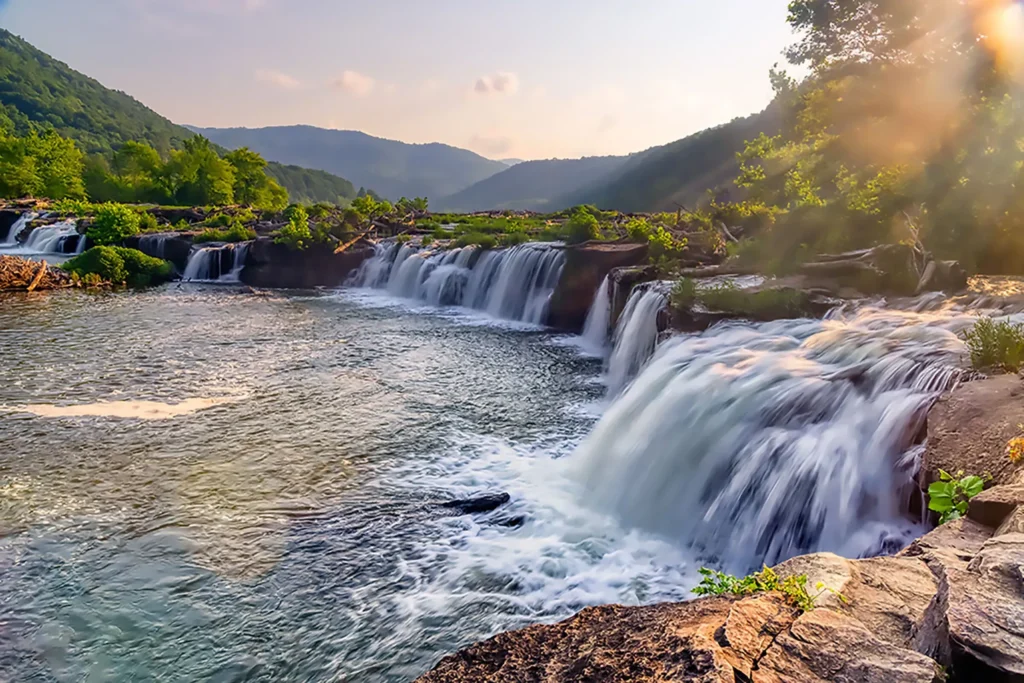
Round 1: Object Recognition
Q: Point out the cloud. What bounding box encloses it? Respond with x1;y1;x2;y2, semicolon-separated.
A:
596;114;619;134
473;72;520;96
469;134;513;156
332;70;375;97
420;79;444;95
255;69;301;90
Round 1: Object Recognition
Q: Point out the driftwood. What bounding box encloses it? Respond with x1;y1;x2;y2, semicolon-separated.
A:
26;260;47;292
334;227;375;254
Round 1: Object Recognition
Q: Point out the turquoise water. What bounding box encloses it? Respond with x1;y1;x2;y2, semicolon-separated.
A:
0;286;693;681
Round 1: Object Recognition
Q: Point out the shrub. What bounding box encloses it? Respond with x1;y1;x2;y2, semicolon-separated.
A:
52;198;94;216
138;211;160;233
962;318;1024;372
421;235;434;247
647;226;688;262
928;469;988;524
432;225;450;239
455;232;497;249
87;202;141;245
698;282;809;319
62;246;173;287
669;278;697;312
625;217;653;242
692;565;845;613
194;221;256;244
562;208;601;244
274;205;312;250
498;231;529;247
395;234;412;244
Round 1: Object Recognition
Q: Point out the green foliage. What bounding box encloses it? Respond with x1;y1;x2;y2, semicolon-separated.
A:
928;469;989;525
963;318;1024;373
87;202;140;245
351;194;393;219
692;565;845;613
51;198;94;216
647;226;688;262
698;281;810;319
395;233;412;244
225;147;289;211
669;278;698;312
562;207;601;244
137;211;159;233
0;128;86;199
274;204;311;250
455;232;497;249
625;217;654;242
62;245;172;287
498;231;529;247
421;235;433;247
396;196;429;214
193;222;256;244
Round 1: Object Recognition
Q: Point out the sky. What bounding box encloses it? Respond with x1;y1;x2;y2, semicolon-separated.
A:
0;0;796;160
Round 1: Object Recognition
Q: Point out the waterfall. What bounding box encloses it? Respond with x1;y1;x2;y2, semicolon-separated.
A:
605;284;668;394
582;275;612;353
350;242;565;324
1;212;37;246
17;220;82;254
575;306;974;573
182;243;250;282
138;234;171;261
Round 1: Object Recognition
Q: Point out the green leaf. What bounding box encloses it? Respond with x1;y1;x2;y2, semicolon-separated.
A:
938;469;954;482
960;475;985;499
928;482;954;513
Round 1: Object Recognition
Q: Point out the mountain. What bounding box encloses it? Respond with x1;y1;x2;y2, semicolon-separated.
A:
436;155;630;212
0;29;358;204
562;109;782;212
498;158;526;167
191;125;509;201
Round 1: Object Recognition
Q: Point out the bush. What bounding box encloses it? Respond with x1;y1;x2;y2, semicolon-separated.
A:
962;318;1024;372
395;234;412;244
87;203;141;245
625;217;653;242
699;281;809;319
52;198;94;217
455;232;497;249
194;221;256;244
275;205;312;250
562;208;601;244
62;246;173;287
692;565;845;613
421;235;434;247
669;278;697;312
138;211;160;233
928;469;988;524
498;231;529;247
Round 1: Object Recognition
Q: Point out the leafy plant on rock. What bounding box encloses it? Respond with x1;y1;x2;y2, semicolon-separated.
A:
962;318;1024;373
87;202;140;245
927;469;988;525
692;565;846;612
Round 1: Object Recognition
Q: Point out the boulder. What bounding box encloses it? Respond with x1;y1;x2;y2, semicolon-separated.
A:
968;486;1024;529
439;493;510;515
240;238;374;289
547;242;649;332
609;264;658;329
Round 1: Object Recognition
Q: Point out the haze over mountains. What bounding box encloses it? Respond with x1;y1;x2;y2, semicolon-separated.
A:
1;26;776;213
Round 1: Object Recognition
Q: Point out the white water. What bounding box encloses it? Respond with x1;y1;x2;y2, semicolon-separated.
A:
581;275;612;354
605;284;668;395
0;218;82;255
182;243;249;282
577;305;975;573
1;212;37;246
351;241;565;324
138;234;172;261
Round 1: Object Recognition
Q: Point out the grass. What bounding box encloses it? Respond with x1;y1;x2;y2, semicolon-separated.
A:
962;317;1024;372
193;223;257;244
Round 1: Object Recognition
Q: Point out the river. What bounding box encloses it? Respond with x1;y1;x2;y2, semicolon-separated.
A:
0;281;976;681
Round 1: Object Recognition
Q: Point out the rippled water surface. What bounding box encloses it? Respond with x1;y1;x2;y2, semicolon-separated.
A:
0;286;694;682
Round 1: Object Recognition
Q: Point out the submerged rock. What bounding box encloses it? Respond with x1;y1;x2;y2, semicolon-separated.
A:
439;492;511;515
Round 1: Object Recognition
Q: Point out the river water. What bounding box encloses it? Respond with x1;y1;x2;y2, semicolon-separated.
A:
0;283;977;681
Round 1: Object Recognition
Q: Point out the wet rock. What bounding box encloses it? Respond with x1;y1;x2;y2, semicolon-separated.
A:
241;237;374;289
491;514;526;528
440;492;510;515
547;242;649;332
608;264;658;329
123;233;194;272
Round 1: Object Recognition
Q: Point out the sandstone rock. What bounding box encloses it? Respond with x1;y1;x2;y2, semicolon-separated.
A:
997;506;1024;537
900;517;993;560
609;264;658;329
417;598;738;682
944;533;1024;679
969;486;1024;529
753;609;942;682
241;238;373;289
717;594;797;678
547;243;649;332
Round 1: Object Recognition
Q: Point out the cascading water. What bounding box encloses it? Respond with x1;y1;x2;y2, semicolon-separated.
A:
576;305;975;573
605;283;668;394
138;234;171;261
14;220;83;254
350;241;565;324
581;275;612;354
1;212;37;246
182;243;250;282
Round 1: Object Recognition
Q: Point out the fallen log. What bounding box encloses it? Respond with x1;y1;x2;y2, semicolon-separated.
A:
26;260;47;292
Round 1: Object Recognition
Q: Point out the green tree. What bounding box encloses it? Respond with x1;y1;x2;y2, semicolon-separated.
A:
163;135;234;206
225;147;288;211
275;204;312;250
87;202;141;245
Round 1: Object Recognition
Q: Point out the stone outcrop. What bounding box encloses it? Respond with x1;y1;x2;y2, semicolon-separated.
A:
547;242;649;332
418;484;1024;683
240;237;374;289
123;233;194;272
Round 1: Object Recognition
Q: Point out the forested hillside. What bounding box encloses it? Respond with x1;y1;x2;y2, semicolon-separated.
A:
193;125;508;201
0;29;358;204
436;155;629;212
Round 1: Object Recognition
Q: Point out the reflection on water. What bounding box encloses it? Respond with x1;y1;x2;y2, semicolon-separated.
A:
1;286;685;681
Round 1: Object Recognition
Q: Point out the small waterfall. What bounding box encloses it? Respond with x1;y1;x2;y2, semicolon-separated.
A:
576;306;974;573
605;284;668;394
1;212;37;245
183;243;250;282
18;220;82;254
350;242;565;324
582;275;612;353
138;234;171;260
